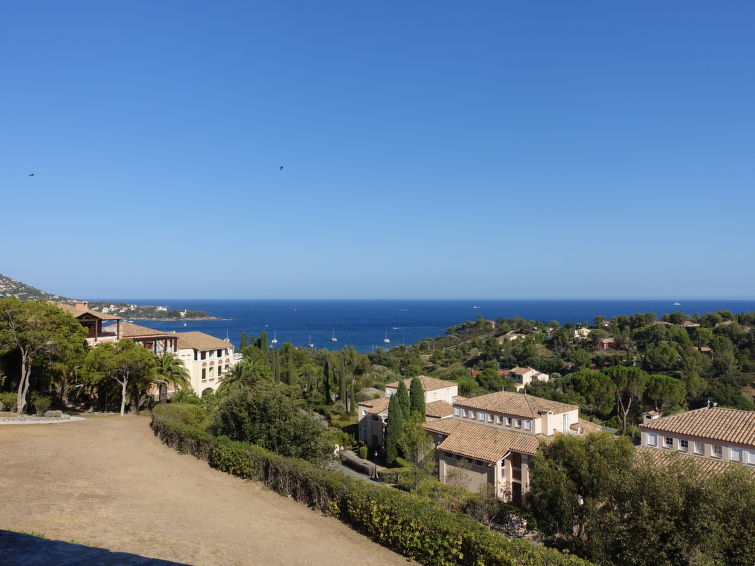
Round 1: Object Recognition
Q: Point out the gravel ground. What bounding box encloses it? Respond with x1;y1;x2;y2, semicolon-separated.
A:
0;415;410;566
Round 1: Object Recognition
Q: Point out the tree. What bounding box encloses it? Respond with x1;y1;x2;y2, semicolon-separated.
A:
0;298;87;414
644;342;680;371
564;369;615;418
384;393;404;465
570;348;592;369
85;339;156;416
604;366;648;435
396;379;410;420
154;352;190;403
219;359;273;391
398;415;435;489
212;381;332;463
529;432;635;560
644;374;686;415
239;332;248;348
409;376;425;419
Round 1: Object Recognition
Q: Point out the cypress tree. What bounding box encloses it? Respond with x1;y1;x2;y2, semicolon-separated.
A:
410;376;426;419
240;332;248;348
385;393;404;466
323;356;332;404
259;331;268;351
396;380;410;420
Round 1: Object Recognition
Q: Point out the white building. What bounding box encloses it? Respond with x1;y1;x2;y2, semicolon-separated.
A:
173;331;239;395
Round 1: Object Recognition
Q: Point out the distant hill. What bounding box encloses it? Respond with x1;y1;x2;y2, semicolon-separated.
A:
0;274;213;320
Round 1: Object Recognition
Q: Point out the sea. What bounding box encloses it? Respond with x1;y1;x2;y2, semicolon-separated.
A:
103;299;755;354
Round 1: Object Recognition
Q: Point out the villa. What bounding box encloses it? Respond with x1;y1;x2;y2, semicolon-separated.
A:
173;331;239;395
507;367;549;390
103;321;178;354
55;301;122;345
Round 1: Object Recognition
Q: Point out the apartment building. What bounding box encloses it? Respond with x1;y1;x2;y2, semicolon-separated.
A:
174;331;238;395
639;406;755;468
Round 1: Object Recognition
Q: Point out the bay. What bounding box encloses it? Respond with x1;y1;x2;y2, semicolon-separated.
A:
102;299;755;353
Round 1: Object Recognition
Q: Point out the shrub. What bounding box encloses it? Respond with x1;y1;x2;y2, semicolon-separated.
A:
151;404;592;566
358;445;368;460
0;392;18;412
211;382;333;463
30;393;52;416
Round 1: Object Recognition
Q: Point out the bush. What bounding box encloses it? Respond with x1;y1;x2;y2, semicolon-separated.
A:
358;445;368;460
211;382;333;463
30;393;52;416
0;392;17;412
151;404;592;566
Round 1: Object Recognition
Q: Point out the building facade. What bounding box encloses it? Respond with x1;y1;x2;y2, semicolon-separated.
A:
639;407;755;467
174;331;239;395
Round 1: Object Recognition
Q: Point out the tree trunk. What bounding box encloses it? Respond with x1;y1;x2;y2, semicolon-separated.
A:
159;383;167;404
16;350;31;415
119;377;128;416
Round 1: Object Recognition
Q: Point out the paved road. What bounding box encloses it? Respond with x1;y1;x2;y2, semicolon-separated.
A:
0;415;409;566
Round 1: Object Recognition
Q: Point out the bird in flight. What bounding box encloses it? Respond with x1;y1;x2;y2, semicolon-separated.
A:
279;165;284;171
28;173;36;176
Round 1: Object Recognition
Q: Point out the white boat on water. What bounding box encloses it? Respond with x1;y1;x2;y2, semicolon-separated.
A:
673;302;682;306
307;335;315;348
330;329;338;342
383;329;391;344
271;331;278;345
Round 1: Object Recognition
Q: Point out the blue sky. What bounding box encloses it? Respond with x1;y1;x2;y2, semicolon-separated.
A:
2;1;754;299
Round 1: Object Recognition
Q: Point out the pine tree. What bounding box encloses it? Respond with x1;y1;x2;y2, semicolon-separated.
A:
410;376;426;419
385;393;404;466
396;380;410;420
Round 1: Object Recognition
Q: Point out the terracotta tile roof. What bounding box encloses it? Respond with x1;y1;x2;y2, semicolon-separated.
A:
470;370;510;377
570;418;603;434
54;302;121;321
105;321;173;338
358;397;390;415
455;391;578;419
452;395;468;403
636;447;755;476
640;407;755;447
424;419;543;462
173;331;232;352
426;400;453;419
385;375;457;392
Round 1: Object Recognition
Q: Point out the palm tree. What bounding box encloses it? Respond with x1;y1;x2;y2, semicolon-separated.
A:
218;359;272;391
154;352;191;404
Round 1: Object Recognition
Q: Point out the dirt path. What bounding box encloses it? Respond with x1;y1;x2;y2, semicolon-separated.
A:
0;415;409;566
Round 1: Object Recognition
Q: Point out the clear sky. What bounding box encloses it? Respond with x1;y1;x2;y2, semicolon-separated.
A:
2;1;754;299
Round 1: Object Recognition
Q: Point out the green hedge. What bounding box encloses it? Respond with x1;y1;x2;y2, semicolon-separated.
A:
150;404;591;566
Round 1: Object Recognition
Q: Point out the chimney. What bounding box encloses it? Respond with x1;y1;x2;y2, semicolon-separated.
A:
74;301;89;312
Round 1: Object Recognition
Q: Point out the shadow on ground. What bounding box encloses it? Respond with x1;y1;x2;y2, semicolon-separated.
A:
0;531;191;566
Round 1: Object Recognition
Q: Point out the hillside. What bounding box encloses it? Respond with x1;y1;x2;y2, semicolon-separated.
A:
0;274;212;320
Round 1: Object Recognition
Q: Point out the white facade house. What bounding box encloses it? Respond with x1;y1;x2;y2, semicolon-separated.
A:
508;367;549;391
173;331;239;395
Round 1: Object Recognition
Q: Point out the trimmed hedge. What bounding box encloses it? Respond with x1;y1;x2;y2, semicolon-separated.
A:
151;404;591;566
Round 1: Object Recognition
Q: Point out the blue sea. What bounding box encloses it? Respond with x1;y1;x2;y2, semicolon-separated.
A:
103;299;755;354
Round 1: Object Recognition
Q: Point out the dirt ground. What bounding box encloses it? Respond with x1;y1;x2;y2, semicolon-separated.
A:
0;415;410;566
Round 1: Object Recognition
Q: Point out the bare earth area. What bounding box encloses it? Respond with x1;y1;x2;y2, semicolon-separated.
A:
0;415;409;566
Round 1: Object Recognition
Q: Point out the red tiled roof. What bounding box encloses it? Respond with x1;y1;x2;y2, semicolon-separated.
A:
640;407;755;447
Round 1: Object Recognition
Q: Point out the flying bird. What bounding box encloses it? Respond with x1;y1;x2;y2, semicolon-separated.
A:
28;173;36;176
279;165;284;171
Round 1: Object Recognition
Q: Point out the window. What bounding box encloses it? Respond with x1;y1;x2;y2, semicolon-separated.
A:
200;351;207;360
646;434;657;447
713;445;722;458
679;439;688;451
693;442;704;454
470;411;476;420
505;417;512;426
664;437;674;448
463;409;468;417
201;368;206;379
524;420;532;431
515;419;522;428
454;407;461;417
217;349;222;357
495;415;502;425
730;448;742;462
487;413;494;423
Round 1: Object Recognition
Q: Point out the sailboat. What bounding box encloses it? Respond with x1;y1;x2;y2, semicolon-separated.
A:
330;329;338;342
383;329;391;344
271;331;278;345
